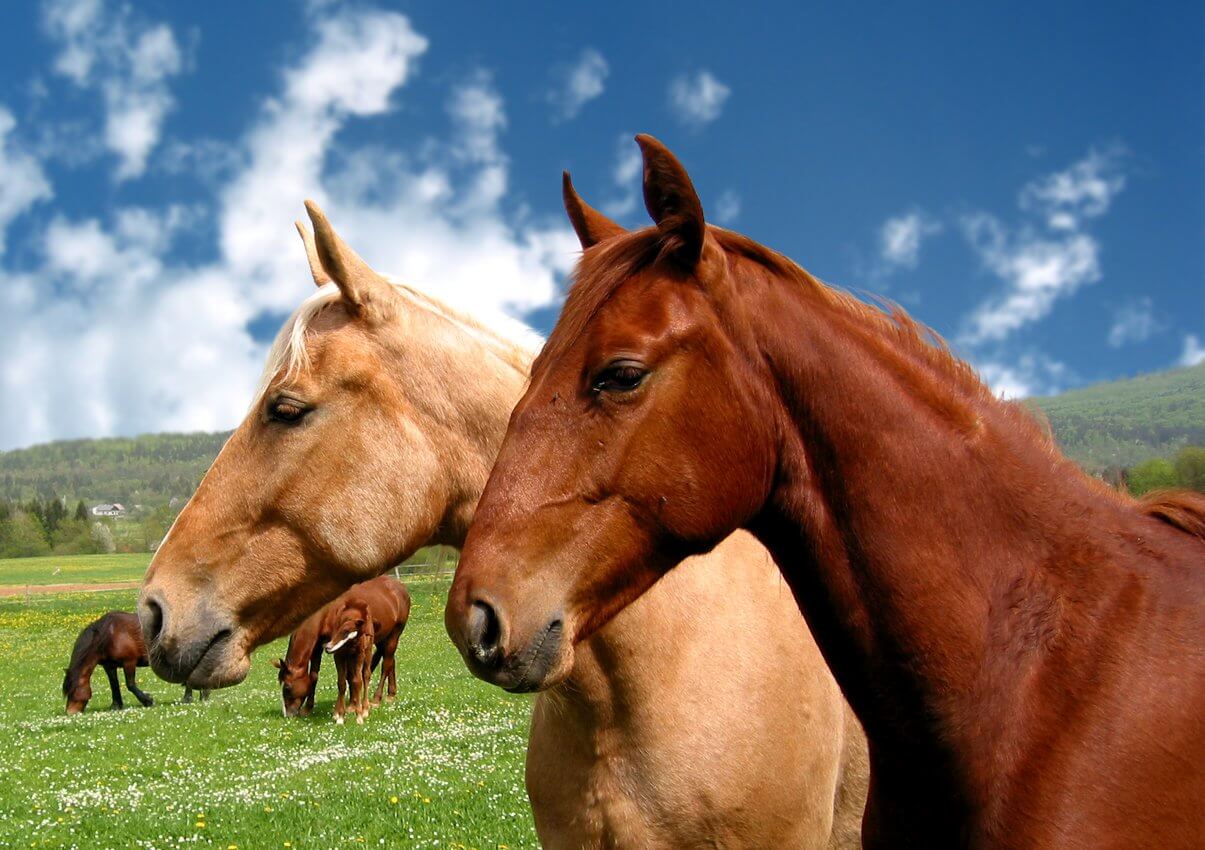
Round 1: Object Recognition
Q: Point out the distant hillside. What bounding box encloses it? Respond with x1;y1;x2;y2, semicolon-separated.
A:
0;432;230;506
0;363;1200;503
1028;363;1205;473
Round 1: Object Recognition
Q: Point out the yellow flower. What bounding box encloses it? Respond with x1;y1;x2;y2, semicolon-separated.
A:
284;844;292;848
228;845;238;849
389;796;398;804
196;822;205;829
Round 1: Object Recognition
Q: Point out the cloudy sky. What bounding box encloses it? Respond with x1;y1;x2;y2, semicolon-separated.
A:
0;1;1200;451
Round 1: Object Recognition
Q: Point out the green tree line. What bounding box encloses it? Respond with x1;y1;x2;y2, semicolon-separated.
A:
0;495;179;559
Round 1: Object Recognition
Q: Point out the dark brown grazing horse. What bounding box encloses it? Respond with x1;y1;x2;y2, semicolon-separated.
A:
446;135;1205;848
63;611;208;713
322;576;410;724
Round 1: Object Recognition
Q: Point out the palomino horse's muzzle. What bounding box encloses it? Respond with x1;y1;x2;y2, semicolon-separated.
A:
137;590;245;688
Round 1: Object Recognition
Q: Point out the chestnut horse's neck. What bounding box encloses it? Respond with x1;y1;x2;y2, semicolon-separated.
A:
736;263;1155;823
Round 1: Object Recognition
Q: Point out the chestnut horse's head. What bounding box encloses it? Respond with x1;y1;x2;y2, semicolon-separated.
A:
139;202;532;690
446;137;780;691
272;656;317;718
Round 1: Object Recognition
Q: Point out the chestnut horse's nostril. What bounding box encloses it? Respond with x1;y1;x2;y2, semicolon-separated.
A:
141;597;166;646
467;600;502;666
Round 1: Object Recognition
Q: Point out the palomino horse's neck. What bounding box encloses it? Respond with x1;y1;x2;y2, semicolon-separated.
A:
740;269;1132;811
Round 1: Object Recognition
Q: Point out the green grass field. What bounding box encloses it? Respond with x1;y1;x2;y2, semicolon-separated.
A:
0;553;150;587
0;580;537;849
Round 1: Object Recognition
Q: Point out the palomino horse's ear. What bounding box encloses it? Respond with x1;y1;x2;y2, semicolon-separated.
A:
303;200;396;318
294;221;332;287
635;134;706;268
562;171;626;249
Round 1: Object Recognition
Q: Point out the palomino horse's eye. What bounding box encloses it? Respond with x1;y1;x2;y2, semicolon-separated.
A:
269;399;309;423
592;362;648;394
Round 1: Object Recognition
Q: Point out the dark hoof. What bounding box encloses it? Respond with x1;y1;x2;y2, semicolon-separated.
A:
142;698;155;707
110;704;125;711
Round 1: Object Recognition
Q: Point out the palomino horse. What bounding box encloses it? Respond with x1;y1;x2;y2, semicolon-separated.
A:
322;575;411;724
446;135;1205;849
63;611;207;714
138;201;868;847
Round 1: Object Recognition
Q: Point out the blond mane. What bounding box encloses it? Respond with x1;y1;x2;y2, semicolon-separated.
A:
254;278;538;406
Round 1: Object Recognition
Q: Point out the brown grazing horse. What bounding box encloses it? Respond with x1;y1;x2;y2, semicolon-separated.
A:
323;576;410;724
272;605;329;717
138;202;867;847
63;611;207;714
446;135;1205;849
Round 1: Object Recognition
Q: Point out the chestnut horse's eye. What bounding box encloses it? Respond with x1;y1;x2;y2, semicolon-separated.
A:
269;398;309;424
592;362;648;394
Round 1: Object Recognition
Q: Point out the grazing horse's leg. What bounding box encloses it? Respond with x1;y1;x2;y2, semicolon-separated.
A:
304;649;322;717
200;689;209;702
123;662;154;707
334;655;347;725
183;685;193;704
350;651;365;725
374;627;402;705
359;648;373;722
104;664;123;710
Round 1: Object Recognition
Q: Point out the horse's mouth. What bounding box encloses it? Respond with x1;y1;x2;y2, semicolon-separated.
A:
503;620;565;693
178;629;248;689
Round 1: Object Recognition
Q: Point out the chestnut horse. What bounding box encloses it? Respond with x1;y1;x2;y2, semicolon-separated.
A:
63;611;207;714
322;576;411;724
273;577;410;720
445;135;1205;849
273;605;329;717
138;202;868;847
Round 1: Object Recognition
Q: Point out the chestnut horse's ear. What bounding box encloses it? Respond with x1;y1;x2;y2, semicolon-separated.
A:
635;134;705;268
562;171;626;249
294;221;332;287
303;200;396;318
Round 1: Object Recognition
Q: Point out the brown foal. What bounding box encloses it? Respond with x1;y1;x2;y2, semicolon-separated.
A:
446;135;1205;848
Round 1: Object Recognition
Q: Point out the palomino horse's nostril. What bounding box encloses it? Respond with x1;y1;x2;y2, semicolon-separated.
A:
467;600;502;666
142;597;166;646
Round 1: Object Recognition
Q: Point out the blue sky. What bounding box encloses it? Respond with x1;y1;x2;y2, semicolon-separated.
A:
0;0;1200;451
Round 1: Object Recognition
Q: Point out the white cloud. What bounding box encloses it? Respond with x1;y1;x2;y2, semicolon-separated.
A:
547;49;608;122
879;211;941;270
1180;335;1205;367
42;0;186;180
713;190;741;224
669;70;730;127
1019;146;1125;231
960;148;1126;345
1107;297;1160;347
0;5;577;451
976;353;1069;399
601;133;642;219
0;107;53;254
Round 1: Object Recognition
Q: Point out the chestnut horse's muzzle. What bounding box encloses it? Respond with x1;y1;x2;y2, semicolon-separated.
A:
447;595;567;693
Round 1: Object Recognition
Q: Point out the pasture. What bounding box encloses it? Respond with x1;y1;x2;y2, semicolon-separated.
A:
0;580;537;849
0;553;150;587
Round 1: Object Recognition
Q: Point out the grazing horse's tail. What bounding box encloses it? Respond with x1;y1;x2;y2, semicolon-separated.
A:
1140;489;1205;542
63;616;108;695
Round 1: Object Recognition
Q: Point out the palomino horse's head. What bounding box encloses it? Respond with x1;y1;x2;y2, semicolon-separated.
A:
140;202;529;689
446;137;778;691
